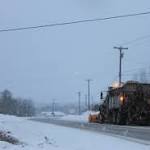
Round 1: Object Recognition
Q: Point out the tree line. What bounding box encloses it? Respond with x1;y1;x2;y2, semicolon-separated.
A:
0;90;35;116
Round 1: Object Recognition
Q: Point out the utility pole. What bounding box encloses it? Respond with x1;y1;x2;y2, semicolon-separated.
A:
78;92;81;115
91;95;94;110
51;99;55;116
86;79;92;110
85;94;88;110
114;46;128;85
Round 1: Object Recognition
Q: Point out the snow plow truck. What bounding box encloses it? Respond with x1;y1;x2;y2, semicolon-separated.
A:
89;81;150;125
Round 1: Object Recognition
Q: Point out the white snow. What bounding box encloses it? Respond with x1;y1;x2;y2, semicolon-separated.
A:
58;111;99;122
39;111;99;123
39;111;91;122
0;114;149;150
40;111;65;117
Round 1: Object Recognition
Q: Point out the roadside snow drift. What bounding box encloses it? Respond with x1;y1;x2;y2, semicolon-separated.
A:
0;114;149;150
45;111;99;122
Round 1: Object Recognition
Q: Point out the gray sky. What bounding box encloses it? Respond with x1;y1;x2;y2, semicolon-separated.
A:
0;0;150;104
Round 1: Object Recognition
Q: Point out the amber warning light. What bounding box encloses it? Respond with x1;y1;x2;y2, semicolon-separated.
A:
120;96;124;102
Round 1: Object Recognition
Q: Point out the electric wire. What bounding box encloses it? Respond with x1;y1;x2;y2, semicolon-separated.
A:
120;34;150;46
0;11;150;33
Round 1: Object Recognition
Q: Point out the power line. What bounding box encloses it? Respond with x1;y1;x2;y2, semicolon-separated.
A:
0;11;150;33
122;73;150;77
120;34;150;46
124;67;149;73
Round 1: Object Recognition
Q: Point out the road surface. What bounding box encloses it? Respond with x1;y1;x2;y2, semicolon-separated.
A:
30;117;150;145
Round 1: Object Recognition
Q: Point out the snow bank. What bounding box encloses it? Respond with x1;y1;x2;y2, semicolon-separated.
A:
40;111;65;117
59;111;99;122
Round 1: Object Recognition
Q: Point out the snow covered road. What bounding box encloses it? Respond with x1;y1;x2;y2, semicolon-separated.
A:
0;114;150;150
31;117;150;145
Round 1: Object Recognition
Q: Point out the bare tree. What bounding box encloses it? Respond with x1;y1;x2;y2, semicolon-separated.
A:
139;69;147;83
0;89;35;116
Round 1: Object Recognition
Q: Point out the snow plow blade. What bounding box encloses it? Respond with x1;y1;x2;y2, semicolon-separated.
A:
88;114;99;123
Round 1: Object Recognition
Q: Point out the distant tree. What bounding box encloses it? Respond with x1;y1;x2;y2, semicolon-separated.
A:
132;73;138;81
1;90;12;100
0;89;35;117
139;69;147;83
148;67;150;83
20;99;35;116
0;89;13;114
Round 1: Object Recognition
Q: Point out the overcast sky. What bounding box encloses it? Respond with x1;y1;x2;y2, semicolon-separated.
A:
0;0;150;104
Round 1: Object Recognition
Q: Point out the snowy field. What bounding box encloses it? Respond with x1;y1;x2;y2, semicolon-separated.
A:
59;111;91;122
0;114;149;150
40;111;98;122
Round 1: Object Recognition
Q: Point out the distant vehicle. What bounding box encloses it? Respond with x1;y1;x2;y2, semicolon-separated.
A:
89;81;150;125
